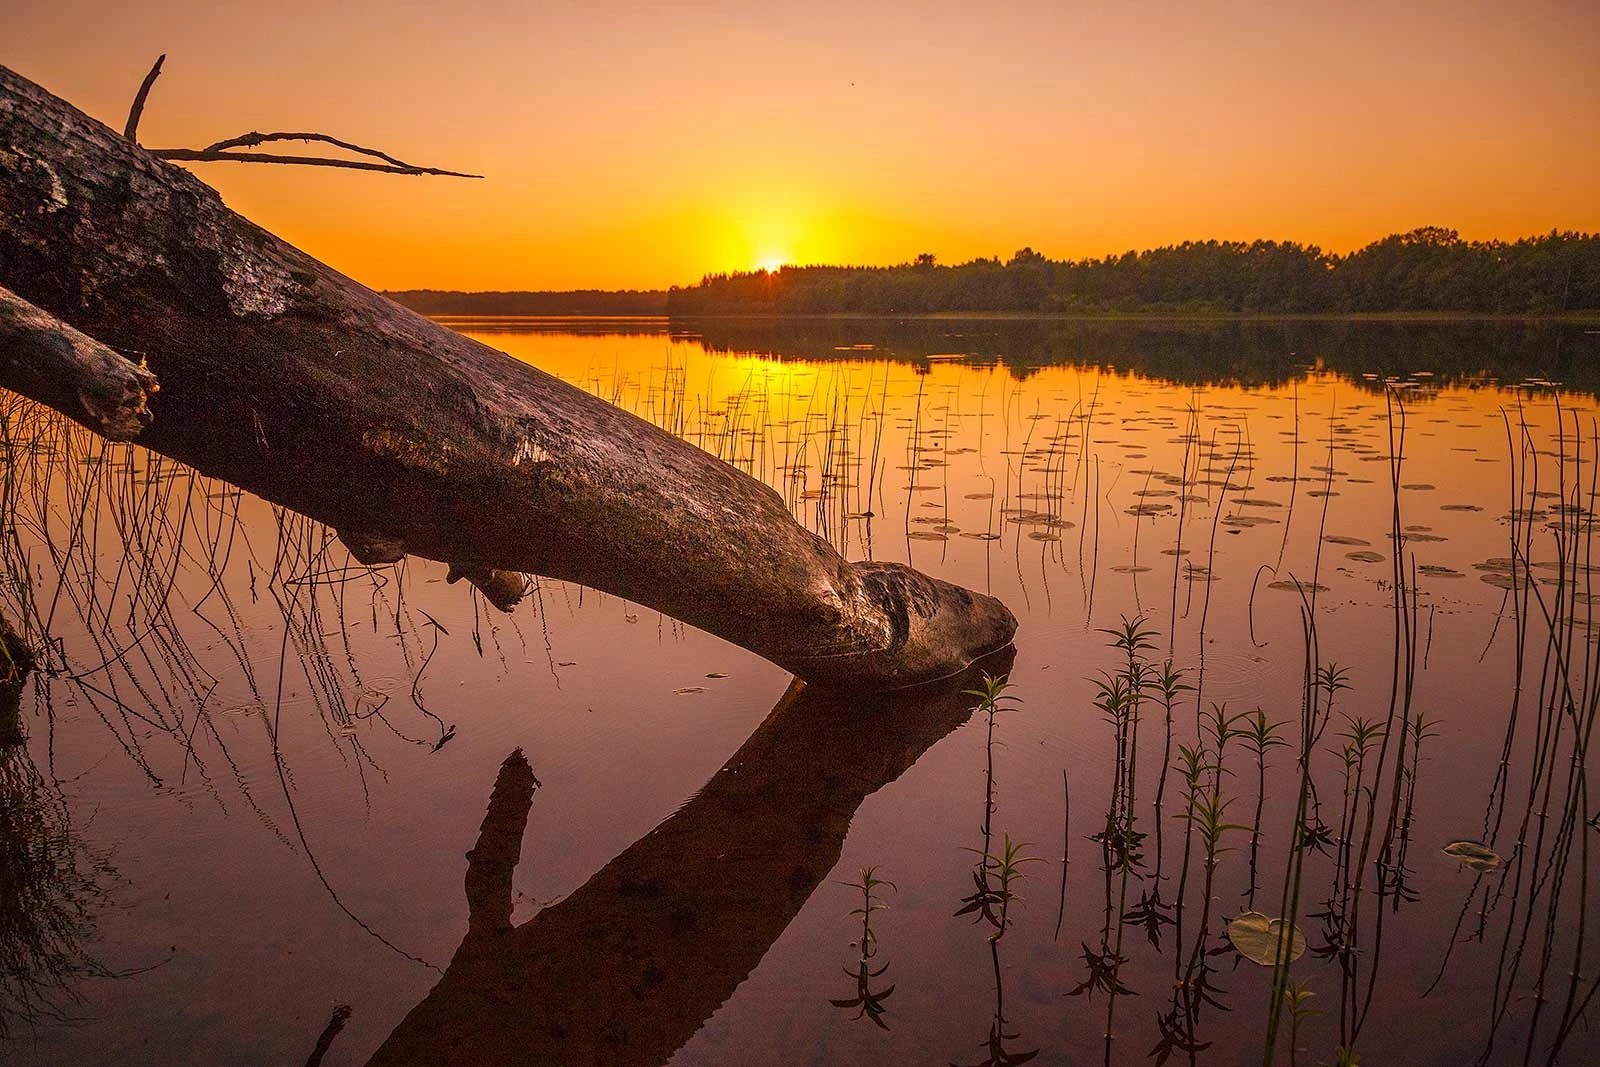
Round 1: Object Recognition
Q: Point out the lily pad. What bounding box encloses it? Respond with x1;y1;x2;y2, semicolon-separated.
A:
1228;912;1307;966
1442;840;1502;871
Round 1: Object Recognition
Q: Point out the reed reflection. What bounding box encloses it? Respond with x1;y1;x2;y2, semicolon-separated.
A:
0;669;118;1038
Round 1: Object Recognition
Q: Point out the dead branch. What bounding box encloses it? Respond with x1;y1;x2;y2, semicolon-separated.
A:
123;54;165;143
126;54;480;178
0;284;158;440
146;147;483;178
200;130;425;169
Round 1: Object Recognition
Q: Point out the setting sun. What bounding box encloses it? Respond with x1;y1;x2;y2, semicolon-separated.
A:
756;256;786;275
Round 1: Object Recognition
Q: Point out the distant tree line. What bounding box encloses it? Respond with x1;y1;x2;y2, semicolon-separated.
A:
386;289;668;316
665;229;1600;316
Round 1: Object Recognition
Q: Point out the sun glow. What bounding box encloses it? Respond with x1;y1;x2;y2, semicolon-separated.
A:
757;255;787;275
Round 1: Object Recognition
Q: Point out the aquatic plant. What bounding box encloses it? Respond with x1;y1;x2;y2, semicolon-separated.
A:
832;866;898;1029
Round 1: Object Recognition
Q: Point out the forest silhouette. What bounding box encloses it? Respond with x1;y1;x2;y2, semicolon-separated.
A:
387;228;1599;317
667;228;1599;316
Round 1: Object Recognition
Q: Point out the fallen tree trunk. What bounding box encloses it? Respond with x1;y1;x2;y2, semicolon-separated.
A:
0;66;1015;690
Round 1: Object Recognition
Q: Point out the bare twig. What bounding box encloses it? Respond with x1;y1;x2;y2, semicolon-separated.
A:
126;54;480;178
200;130;418;169
123;54;165;143
148;147;483;179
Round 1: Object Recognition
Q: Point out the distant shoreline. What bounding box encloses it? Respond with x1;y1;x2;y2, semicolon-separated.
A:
391;229;1599;320
427;310;1600;325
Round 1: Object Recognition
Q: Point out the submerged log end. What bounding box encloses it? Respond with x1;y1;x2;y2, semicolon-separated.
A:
78;359;159;440
795;562;1019;691
0;284;158;440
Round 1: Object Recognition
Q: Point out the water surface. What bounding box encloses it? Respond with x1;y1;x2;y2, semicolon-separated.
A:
3;317;1598;1065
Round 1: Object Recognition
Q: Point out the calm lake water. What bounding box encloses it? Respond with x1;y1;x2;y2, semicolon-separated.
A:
3;317;1599;1066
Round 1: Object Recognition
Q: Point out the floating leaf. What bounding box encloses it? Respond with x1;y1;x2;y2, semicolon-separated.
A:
1228;912;1307;966
1442;840;1502;871
1268;580;1328;593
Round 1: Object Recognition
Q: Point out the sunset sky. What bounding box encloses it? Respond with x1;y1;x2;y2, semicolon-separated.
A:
10;1;1599;291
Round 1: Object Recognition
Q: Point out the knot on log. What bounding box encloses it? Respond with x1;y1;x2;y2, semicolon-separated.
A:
446;564;527;613
338;527;408;566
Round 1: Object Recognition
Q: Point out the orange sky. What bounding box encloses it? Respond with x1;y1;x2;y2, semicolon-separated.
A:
10;1;1600;291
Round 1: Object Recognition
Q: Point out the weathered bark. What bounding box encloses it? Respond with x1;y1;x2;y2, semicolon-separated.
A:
0;284;157;440
0;65;1015;690
369;649;1013;1067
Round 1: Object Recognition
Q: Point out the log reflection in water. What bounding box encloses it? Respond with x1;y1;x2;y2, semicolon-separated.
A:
369;648;1014;1067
